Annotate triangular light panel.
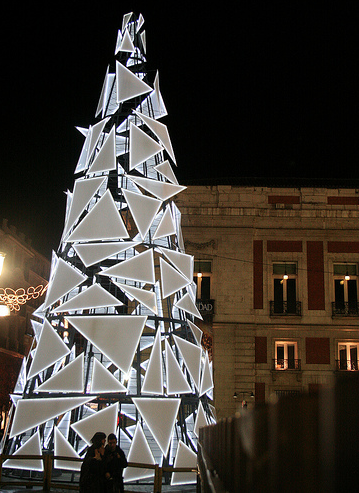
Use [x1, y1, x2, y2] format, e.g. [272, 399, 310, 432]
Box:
[129, 123, 163, 171]
[100, 248, 155, 284]
[10, 397, 93, 438]
[90, 359, 127, 393]
[123, 423, 155, 482]
[173, 335, 201, 391]
[43, 257, 87, 310]
[194, 401, 208, 437]
[199, 351, 214, 397]
[132, 397, 180, 457]
[160, 258, 191, 299]
[28, 320, 71, 380]
[170, 440, 197, 486]
[141, 330, 163, 394]
[122, 189, 162, 240]
[153, 205, 177, 240]
[113, 281, 158, 315]
[66, 190, 129, 242]
[128, 176, 186, 201]
[116, 61, 152, 103]
[54, 427, 82, 471]
[63, 176, 106, 238]
[3, 431, 43, 471]
[119, 28, 135, 53]
[74, 241, 140, 268]
[174, 293, 203, 320]
[87, 126, 117, 174]
[66, 315, 147, 374]
[154, 160, 178, 185]
[160, 248, 193, 282]
[51, 284, 123, 313]
[71, 402, 118, 445]
[135, 111, 176, 164]
[187, 319, 203, 346]
[36, 353, 84, 393]
[164, 339, 192, 395]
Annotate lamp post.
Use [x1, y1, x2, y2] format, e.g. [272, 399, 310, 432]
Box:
[233, 391, 255, 408]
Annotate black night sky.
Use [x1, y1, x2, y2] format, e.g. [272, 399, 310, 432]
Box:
[1, 2, 359, 257]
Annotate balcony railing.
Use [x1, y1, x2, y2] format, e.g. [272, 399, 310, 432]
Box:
[332, 302, 359, 317]
[273, 359, 301, 370]
[336, 360, 359, 371]
[270, 301, 302, 316]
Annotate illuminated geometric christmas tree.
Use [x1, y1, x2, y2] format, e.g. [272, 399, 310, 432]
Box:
[3, 12, 215, 487]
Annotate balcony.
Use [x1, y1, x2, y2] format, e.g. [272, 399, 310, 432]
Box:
[270, 301, 302, 316]
[332, 302, 359, 317]
[273, 359, 301, 371]
[336, 360, 359, 371]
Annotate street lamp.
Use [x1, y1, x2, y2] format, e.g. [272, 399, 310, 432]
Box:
[233, 391, 254, 408]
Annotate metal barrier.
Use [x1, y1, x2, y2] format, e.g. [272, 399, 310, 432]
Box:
[198, 372, 359, 492]
[0, 454, 198, 492]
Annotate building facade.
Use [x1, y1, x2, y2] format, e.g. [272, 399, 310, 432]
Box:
[0, 219, 50, 431]
[176, 182, 359, 419]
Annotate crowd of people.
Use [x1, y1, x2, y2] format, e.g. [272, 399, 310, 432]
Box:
[79, 431, 128, 493]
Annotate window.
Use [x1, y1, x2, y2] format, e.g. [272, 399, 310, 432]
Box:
[194, 260, 211, 300]
[337, 342, 359, 370]
[333, 264, 358, 315]
[271, 263, 300, 315]
[274, 341, 299, 370]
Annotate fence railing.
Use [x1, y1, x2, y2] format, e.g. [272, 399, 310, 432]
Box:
[198, 372, 359, 492]
[0, 454, 198, 492]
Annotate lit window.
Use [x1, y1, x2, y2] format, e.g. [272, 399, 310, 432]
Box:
[333, 264, 358, 315]
[194, 261, 211, 300]
[275, 341, 299, 370]
[271, 263, 299, 315]
[337, 342, 359, 370]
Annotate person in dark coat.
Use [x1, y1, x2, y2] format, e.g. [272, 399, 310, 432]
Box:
[79, 431, 107, 493]
[104, 433, 128, 493]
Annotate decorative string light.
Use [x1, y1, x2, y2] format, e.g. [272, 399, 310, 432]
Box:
[0, 284, 48, 312]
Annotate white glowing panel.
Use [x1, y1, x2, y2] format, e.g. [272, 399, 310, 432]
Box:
[87, 118, 111, 162]
[173, 335, 201, 391]
[152, 206, 176, 240]
[66, 315, 147, 374]
[28, 320, 71, 379]
[124, 423, 155, 482]
[128, 176, 186, 201]
[10, 397, 93, 438]
[3, 431, 43, 471]
[194, 401, 208, 437]
[63, 176, 106, 238]
[73, 241, 140, 268]
[154, 160, 178, 185]
[136, 14, 144, 32]
[135, 111, 176, 164]
[160, 258, 191, 299]
[141, 330, 163, 394]
[199, 352, 214, 397]
[119, 28, 135, 53]
[100, 248, 155, 284]
[96, 66, 110, 117]
[152, 71, 167, 118]
[66, 190, 129, 242]
[160, 248, 193, 282]
[54, 427, 82, 471]
[91, 359, 127, 393]
[129, 123, 163, 171]
[51, 284, 123, 313]
[87, 126, 117, 174]
[174, 293, 203, 320]
[36, 353, 84, 393]
[132, 397, 180, 457]
[170, 441, 197, 486]
[122, 189, 162, 240]
[164, 339, 192, 395]
[71, 402, 118, 445]
[43, 258, 87, 310]
[187, 320, 203, 346]
[113, 281, 158, 315]
[116, 61, 152, 103]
